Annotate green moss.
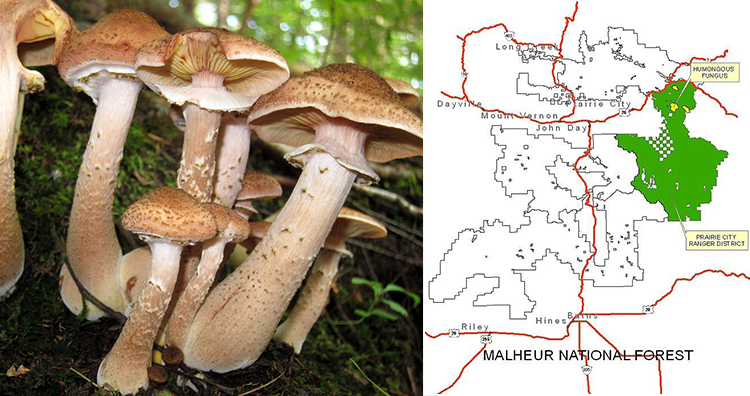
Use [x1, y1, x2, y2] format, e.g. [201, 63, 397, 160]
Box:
[0, 66, 422, 395]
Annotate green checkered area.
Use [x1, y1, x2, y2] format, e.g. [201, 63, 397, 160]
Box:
[646, 132, 674, 162]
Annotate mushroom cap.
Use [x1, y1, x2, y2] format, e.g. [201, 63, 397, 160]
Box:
[248, 63, 423, 163]
[236, 169, 282, 201]
[247, 221, 271, 239]
[12, 0, 78, 67]
[232, 201, 258, 219]
[161, 346, 184, 366]
[203, 203, 252, 243]
[135, 27, 289, 112]
[122, 186, 217, 244]
[57, 10, 169, 102]
[324, 207, 387, 255]
[238, 221, 271, 253]
[385, 77, 420, 106]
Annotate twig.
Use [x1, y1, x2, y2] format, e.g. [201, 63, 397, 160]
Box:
[352, 184, 422, 217]
[69, 367, 99, 388]
[236, 364, 288, 395]
[346, 200, 422, 248]
[369, 162, 422, 181]
[346, 198, 422, 239]
[163, 366, 235, 395]
[347, 239, 422, 266]
[51, 227, 127, 325]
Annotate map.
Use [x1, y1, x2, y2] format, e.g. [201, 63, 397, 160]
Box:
[423, 1, 749, 394]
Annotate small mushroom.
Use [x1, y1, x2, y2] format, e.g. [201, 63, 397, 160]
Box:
[0, 0, 75, 298]
[182, 63, 422, 372]
[273, 207, 386, 353]
[385, 77, 420, 107]
[97, 187, 216, 395]
[57, 9, 169, 319]
[232, 169, 283, 219]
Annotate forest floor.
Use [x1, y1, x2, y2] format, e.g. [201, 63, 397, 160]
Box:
[0, 66, 423, 396]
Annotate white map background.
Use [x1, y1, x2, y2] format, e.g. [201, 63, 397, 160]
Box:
[424, 0, 750, 394]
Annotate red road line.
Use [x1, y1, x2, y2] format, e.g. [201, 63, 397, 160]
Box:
[582, 313, 645, 316]
[693, 84, 739, 118]
[572, 123, 597, 313]
[652, 269, 750, 307]
[578, 321, 620, 352]
[579, 322, 591, 394]
[668, 50, 729, 82]
[442, 7, 736, 124]
[438, 343, 488, 394]
[552, 2, 580, 122]
[658, 359, 663, 394]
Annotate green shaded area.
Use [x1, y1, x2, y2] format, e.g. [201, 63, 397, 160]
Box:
[616, 80, 728, 221]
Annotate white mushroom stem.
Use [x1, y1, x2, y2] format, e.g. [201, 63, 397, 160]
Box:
[0, 42, 45, 297]
[184, 150, 357, 372]
[273, 248, 342, 353]
[0, 53, 27, 298]
[62, 76, 141, 318]
[212, 113, 250, 207]
[177, 72, 224, 203]
[166, 235, 232, 350]
[98, 241, 183, 395]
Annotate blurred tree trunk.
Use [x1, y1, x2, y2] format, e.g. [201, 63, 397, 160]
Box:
[330, 20, 350, 64]
[216, 0, 229, 28]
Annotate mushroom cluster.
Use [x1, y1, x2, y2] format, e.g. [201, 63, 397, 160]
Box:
[2, 3, 422, 394]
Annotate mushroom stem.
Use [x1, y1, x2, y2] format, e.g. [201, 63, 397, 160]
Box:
[0, 54, 25, 298]
[184, 151, 356, 372]
[177, 76, 223, 203]
[273, 248, 341, 353]
[62, 76, 142, 318]
[97, 241, 183, 395]
[212, 113, 250, 207]
[166, 236, 229, 350]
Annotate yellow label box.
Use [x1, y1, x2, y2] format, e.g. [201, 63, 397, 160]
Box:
[686, 230, 748, 251]
[690, 62, 740, 82]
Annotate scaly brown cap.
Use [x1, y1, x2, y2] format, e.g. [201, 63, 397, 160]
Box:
[248, 63, 423, 163]
[135, 27, 289, 111]
[58, 10, 169, 101]
[203, 203, 251, 243]
[122, 186, 217, 244]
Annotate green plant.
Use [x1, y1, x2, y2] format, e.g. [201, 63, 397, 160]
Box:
[332, 276, 420, 325]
